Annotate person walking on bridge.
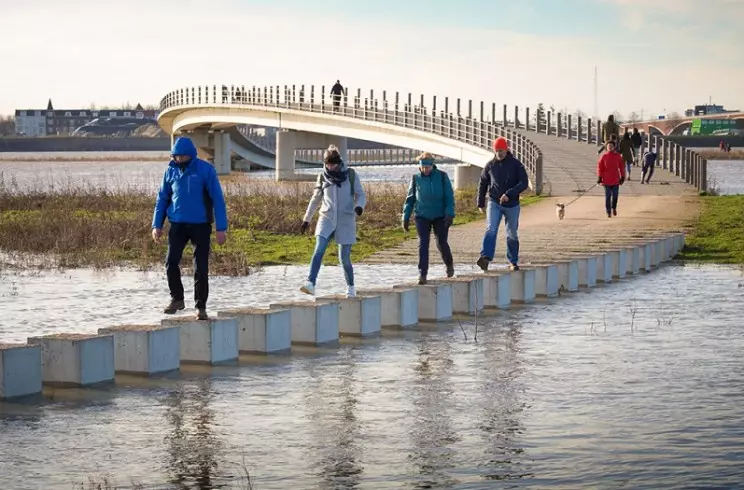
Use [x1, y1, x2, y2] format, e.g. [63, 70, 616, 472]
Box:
[598, 114, 620, 155]
[619, 132, 636, 180]
[631, 128, 643, 165]
[152, 136, 228, 320]
[641, 150, 657, 184]
[300, 144, 366, 298]
[476, 137, 529, 272]
[330, 80, 344, 112]
[597, 139, 626, 218]
[402, 152, 456, 285]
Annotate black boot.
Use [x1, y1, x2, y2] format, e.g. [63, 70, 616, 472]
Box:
[476, 256, 490, 272]
[164, 299, 185, 314]
[446, 263, 455, 278]
[418, 273, 427, 285]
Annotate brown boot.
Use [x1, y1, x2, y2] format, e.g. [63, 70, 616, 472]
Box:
[196, 308, 208, 320]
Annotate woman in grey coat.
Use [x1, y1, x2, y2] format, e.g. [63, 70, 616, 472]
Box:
[299, 145, 367, 297]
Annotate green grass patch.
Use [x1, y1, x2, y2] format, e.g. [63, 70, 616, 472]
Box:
[678, 195, 744, 263]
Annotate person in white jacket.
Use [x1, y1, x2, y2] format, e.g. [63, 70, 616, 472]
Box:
[299, 144, 366, 297]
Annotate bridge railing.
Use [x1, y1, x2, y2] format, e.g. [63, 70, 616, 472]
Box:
[498, 108, 708, 192]
[158, 85, 544, 194]
[237, 125, 456, 166]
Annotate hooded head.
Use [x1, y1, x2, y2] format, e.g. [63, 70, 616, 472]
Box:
[171, 137, 198, 165]
[608, 114, 615, 123]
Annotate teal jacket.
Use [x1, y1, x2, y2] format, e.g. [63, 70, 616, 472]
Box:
[402, 166, 455, 222]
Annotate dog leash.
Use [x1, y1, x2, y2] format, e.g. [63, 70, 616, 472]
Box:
[563, 183, 598, 207]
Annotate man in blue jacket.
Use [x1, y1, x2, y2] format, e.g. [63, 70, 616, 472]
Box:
[476, 136, 529, 272]
[152, 136, 228, 320]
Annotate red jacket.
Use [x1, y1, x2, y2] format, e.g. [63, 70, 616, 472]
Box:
[597, 151, 626, 186]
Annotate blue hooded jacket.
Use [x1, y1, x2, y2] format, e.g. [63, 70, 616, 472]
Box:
[402, 166, 455, 222]
[476, 152, 529, 208]
[151, 137, 228, 231]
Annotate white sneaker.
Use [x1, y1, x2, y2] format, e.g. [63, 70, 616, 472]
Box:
[345, 286, 356, 298]
[300, 281, 315, 295]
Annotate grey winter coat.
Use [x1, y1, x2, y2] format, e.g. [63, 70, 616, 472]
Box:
[303, 164, 367, 245]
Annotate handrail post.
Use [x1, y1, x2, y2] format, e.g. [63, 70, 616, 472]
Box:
[502, 104, 508, 126]
[525, 108, 530, 131]
[514, 106, 519, 129]
[546, 112, 552, 135]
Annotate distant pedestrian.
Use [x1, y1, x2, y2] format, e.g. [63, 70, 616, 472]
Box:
[476, 137, 529, 272]
[300, 144, 366, 298]
[402, 152, 456, 285]
[152, 136, 228, 320]
[619, 132, 636, 180]
[631, 128, 643, 164]
[330, 80, 344, 112]
[600, 114, 620, 151]
[641, 150, 657, 184]
[597, 140, 626, 218]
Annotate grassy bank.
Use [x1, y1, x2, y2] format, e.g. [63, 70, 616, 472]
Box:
[678, 195, 744, 263]
[0, 175, 539, 275]
[698, 149, 744, 161]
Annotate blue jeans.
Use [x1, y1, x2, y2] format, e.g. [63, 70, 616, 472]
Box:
[604, 185, 619, 214]
[308, 235, 354, 286]
[625, 161, 632, 177]
[480, 200, 520, 265]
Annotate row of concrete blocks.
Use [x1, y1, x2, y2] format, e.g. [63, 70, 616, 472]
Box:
[0, 234, 685, 400]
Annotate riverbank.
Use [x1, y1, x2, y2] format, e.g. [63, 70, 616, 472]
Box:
[679, 195, 744, 263]
[0, 176, 539, 274]
[698, 150, 744, 161]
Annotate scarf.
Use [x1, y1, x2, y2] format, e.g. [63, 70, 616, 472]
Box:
[323, 166, 348, 187]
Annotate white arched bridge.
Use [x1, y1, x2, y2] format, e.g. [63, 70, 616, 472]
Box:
[157, 84, 710, 195]
[157, 84, 544, 193]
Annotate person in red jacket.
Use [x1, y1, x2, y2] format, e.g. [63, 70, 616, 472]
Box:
[597, 140, 626, 218]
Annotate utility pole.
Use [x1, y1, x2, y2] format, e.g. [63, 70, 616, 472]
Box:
[593, 65, 599, 122]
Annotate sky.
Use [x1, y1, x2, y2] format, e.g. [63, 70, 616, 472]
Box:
[1, 0, 743, 120]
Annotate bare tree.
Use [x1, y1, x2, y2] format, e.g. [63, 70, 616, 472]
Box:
[0, 115, 16, 136]
[574, 109, 587, 120]
[667, 111, 682, 120]
[612, 111, 624, 123]
[629, 111, 640, 124]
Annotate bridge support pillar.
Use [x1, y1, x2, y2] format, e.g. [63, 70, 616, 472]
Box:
[454, 164, 482, 190]
[276, 129, 296, 181]
[212, 131, 231, 175]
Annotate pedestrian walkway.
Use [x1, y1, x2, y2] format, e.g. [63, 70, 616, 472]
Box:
[365, 131, 700, 267]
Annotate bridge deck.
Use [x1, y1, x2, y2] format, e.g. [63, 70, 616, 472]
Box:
[365, 194, 699, 267]
[518, 130, 695, 197]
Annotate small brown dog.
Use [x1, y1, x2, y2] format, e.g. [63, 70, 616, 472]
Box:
[556, 203, 565, 220]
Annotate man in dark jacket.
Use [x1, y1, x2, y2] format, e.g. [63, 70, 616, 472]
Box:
[330, 80, 344, 111]
[631, 128, 643, 164]
[152, 136, 228, 320]
[476, 137, 530, 272]
[641, 150, 658, 184]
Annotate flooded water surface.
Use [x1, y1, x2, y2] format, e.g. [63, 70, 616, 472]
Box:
[1, 264, 744, 489]
[1, 152, 743, 488]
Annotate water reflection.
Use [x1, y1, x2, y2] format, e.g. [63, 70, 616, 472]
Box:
[303, 348, 364, 489]
[477, 321, 532, 482]
[163, 379, 224, 489]
[407, 333, 460, 488]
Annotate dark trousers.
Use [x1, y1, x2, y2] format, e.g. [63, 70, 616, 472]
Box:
[604, 185, 619, 214]
[642, 162, 655, 183]
[414, 217, 453, 276]
[166, 222, 212, 309]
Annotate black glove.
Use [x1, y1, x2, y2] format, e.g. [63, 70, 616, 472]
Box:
[355, 206, 363, 216]
[619, 176, 625, 185]
[299, 221, 309, 234]
[402, 220, 409, 232]
[597, 177, 602, 185]
[444, 216, 454, 227]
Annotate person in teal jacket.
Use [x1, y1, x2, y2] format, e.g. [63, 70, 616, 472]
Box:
[402, 152, 455, 284]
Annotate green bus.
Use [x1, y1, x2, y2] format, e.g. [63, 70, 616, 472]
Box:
[690, 118, 737, 135]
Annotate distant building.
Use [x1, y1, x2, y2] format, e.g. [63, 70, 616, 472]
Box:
[14, 99, 158, 136]
[684, 104, 740, 117]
